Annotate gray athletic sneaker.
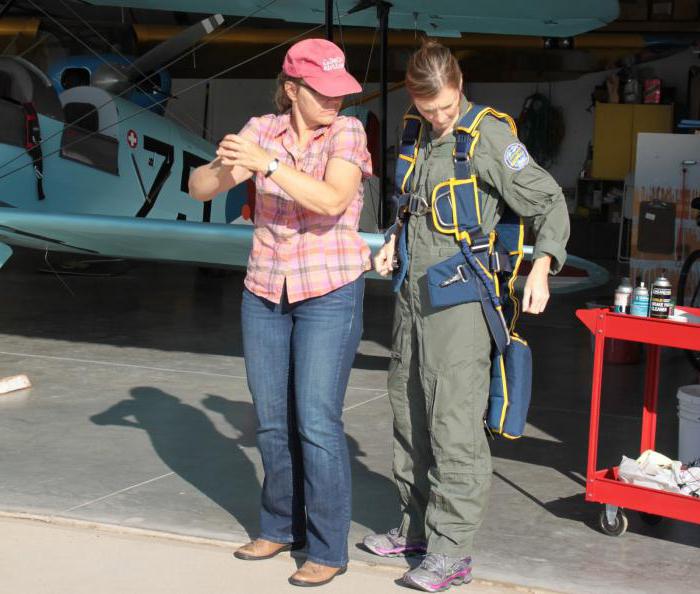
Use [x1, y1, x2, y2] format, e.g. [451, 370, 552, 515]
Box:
[402, 553, 472, 592]
[362, 527, 427, 557]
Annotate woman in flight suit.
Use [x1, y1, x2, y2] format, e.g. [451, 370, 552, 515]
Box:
[363, 41, 570, 592]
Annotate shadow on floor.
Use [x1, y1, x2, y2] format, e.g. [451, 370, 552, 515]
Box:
[206, 394, 401, 535]
[90, 387, 402, 540]
[90, 386, 260, 536]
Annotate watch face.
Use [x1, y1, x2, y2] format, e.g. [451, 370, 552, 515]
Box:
[265, 159, 278, 177]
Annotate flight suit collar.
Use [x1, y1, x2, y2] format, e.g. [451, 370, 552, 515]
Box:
[424, 95, 472, 147]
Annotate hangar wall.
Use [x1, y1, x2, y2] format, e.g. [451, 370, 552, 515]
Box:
[166, 48, 698, 191]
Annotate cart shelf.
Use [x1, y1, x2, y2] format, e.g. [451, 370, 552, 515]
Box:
[576, 307, 700, 535]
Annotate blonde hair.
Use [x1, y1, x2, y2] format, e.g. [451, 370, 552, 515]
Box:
[405, 40, 462, 98]
[274, 72, 303, 113]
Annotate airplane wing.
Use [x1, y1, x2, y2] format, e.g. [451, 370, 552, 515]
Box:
[0, 209, 607, 292]
[83, 1, 619, 38]
[0, 208, 382, 276]
[0, 210, 256, 269]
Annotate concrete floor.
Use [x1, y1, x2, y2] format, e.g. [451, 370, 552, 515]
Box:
[0, 514, 549, 594]
[0, 248, 699, 594]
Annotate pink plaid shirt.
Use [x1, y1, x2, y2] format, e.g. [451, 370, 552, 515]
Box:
[240, 113, 372, 304]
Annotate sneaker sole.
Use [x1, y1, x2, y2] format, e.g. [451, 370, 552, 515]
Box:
[362, 544, 427, 558]
[402, 571, 473, 592]
[288, 566, 347, 587]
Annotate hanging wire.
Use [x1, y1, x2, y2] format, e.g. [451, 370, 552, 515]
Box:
[336, 0, 379, 104]
[0, 0, 281, 176]
[346, 24, 378, 108]
[43, 248, 75, 296]
[0, 18, 332, 184]
[334, 0, 345, 53]
[18, 34, 48, 58]
[1, 33, 18, 55]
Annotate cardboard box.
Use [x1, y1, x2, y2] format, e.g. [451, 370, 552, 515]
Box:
[674, 0, 699, 19]
[619, 0, 649, 20]
[650, 0, 700, 20]
[650, 1, 673, 20]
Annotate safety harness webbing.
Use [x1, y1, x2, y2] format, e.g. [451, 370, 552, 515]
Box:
[392, 104, 525, 353]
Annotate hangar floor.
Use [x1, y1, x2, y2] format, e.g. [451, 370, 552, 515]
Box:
[0, 248, 698, 593]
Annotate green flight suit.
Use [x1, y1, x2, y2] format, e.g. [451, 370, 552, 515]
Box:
[389, 97, 570, 557]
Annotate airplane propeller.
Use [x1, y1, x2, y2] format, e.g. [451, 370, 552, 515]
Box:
[91, 13, 224, 95]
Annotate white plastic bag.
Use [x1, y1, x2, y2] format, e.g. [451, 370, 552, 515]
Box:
[618, 450, 700, 496]
[618, 454, 682, 494]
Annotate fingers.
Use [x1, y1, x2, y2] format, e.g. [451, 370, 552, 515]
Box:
[373, 246, 395, 277]
[216, 147, 236, 162]
[523, 289, 549, 315]
[373, 255, 391, 276]
[217, 152, 238, 167]
[216, 149, 246, 167]
[522, 287, 532, 313]
[217, 135, 247, 159]
[219, 134, 245, 147]
[217, 135, 263, 170]
[533, 293, 549, 314]
[377, 236, 397, 276]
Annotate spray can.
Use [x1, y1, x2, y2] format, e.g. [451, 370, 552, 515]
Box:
[630, 281, 650, 317]
[650, 274, 672, 319]
[613, 277, 633, 314]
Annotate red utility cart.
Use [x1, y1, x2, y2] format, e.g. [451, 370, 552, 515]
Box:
[576, 307, 700, 536]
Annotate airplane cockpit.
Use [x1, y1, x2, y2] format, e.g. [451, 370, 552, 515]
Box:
[0, 57, 65, 202]
[0, 56, 64, 145]
[48, 56, 171, 116]
[59, 86, 119, 175]
[0, 56, 122, 196]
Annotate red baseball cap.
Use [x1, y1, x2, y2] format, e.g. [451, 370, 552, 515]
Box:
[283, 38, 361, 97]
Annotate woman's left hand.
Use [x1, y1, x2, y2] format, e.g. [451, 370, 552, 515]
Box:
[522, 256, 551, 315]
[216, 134, 271, 173]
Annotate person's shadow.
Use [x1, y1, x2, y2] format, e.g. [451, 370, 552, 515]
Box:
[205, 395, 400, 534]
[90, 387, 260, 536]
[347, 434, 400, 534]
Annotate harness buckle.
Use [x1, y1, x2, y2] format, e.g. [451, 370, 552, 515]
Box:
[491, 252, 501, 272]
[407, 193, 430, 216]
[391, 193, 410, 223]
[453, 150, 468, 163]
[439, 264, 469, 287]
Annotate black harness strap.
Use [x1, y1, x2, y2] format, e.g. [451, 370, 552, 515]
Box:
[22, 102, 45, 200]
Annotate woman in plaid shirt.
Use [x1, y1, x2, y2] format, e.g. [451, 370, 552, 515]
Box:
[189, 39, 371, 587]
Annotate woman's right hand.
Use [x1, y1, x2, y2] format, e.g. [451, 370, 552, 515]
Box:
[374, 234, 396, 277]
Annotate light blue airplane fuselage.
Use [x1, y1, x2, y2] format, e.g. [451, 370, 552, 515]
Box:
[0, 93, 247, 223]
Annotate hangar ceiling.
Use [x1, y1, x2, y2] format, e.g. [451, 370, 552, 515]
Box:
[0, 1, 698, 82]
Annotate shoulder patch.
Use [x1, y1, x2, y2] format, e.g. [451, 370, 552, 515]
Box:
[503, 142, 529, 171]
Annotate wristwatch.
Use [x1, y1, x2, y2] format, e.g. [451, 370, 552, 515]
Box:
[264, 158, 279, 178]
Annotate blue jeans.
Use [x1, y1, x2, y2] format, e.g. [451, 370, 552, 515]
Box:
[241, 276, 364, 567]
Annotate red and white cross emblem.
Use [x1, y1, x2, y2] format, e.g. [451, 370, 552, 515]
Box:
[127, 129, 138, 149]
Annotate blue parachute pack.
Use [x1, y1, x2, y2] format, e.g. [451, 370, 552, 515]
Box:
[390, 104, 532, 439]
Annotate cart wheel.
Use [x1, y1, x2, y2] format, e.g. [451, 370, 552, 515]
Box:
[599, 508, 628, 536]
[638, 512, 663, 526]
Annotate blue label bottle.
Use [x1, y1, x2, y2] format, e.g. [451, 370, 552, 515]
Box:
[630, 281, 650, 317]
